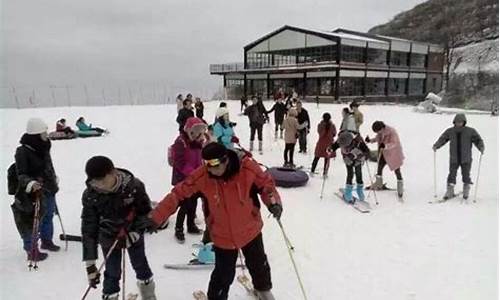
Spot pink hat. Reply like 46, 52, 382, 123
184, 117, 207, 140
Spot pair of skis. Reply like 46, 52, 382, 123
334, 189, 372, 213
428, 192, 465, 204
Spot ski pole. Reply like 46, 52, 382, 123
276, 219, 307, 300
433, 151, 437, 198
28, 191, 42, 271
365, 162, 379, 205
122, 248, 126, 300
320, 157, 331, 200
473, 153, 483, 203
54, 200, 68, 251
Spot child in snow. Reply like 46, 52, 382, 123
81, 156, 160, 300
11, 118, 60, 262
149, 142, 282, 300
311, 113, 337, 175
56, 118, 75, 134
339, 107, 357, 134
282, 108, 307, 168
194, 97, 204, 120
76, 117, 106, 133
365, 121, 405, 197
244, 96, 267, 153
296, 101, 310, 153
176, 98, 195, 132
171, 117, 207, 242
213, 107, 239, 149
266, 97, 287, 139
432, 113, 484, 200
329, 131, 370, 203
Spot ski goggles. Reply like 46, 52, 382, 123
204, 156, 228, 167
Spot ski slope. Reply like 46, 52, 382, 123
0, 101, 498, 300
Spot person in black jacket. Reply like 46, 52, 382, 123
244, 96, 267, 153
194, 97, 204, 120
81, 156, 161, 300
176, 98, 194, 131
267, 97, 287, 139
11, 118, 60, 262
296, 101, 310, 153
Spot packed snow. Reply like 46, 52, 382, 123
0, 100, 498, 300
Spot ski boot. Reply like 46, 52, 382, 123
187, 225, 203, 235
370, 175, 384, 190
443, 183, 455, 200
197, 243, 215, 264
255, 290, 276, 300
102, 293, 119, 300
137, 278, 157, 300
249, 140, 254, 152
174, 228, 185, 243
397, 180, 404, 198
343, 184, 354, 204
463, 183, 471, 199
41, 239, 61, 252
356, 184, 365, 202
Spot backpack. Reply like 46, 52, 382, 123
7, 163, 18, 195
167, 136, 187, 167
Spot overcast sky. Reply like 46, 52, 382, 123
2, 0, 427, 98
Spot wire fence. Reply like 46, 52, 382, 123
0, 84, 219, 109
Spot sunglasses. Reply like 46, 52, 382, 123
204, 156, 228, 168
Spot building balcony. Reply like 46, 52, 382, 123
209, 63, 245, 74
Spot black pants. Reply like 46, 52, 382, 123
250, 125, 263, 141
207, 234, 272, 300
346, 164, 363, 185
298, 129, 307, 152
284, 143, 296, 164
102, 236, 153, 295
274, 122, 283, 132
175, 195, 198, 231
377, 155, 403, 180
311, 157, 329, 174
447, 162, 472, 184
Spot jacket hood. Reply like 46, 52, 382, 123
453, 113, 467, 125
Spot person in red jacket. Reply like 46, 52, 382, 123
150, 142, 282, 300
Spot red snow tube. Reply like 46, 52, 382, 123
266, 167, 309, 188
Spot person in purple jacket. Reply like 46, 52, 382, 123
171, 117, 207, 243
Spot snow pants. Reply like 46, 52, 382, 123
377, 155, 403, 180
447, 162, 472, 184
101, 235, 153, 295
298, 129, 308, 152
284, 143, 296, 165
175, 195, 198, 232
250, 124, 263, 141
207, 233, 272, 300
346, 164, 363, 185
17, 193, 55, 251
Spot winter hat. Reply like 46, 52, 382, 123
322, 112, 331, 122
453, 113, 467, 125
337, 131, 354, 148
372, 121, 385, 132
85, 156, 114, 180
349, 101, 360, 108
184, 117, 207, 140
26, 118, 48, 135
202, 142, 228, 166
288, 108, 298, 117
216, 107, 229, 118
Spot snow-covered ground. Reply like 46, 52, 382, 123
0, 100, 498, 300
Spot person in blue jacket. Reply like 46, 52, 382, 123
213, 107, 239, 149
76, 117, 107, 134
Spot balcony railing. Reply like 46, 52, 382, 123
210, 63, 244, 74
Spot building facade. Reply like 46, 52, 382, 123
210, 25, 445, 102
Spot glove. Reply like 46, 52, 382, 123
268, 203, 283, 220
379, 143, 385, 149
365, 135, 370, 143
86, 263, 100, 289
231, 136, 240, 144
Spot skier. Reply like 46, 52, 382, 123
213, 107, 239, 149
81, 156, 159, 300
194, 97, 204, 120
171, 117, 207, 242
329, 131, 370, 203
76, 117, 107, 134
432, 113, 484, 200
266, 97, 287, 139
176, 94, 184, 112
296, 101, 310, 153
244, 96, 267, 153
240, 95, 248, 113
149, 142, 282, 300
176, 98, 194, 132
365, 121, 405, 197
339, 107, 357, 134
11, 118, 60, 262
282, 108, 306, 168
311, 113, 337, 175
349, 101, 364, 132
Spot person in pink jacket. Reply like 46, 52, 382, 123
171, 117, 207, 242
365, 121, 405, 197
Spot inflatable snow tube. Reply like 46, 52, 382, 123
77, 130, 102, 138
48, 131, 77, 140
266, 167, 309, 188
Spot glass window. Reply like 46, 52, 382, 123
367, 49, 387, 65
366, 78, 386, 95
341, 45, 365, 63
320, 79, 334, 96
408, 79, 424, 95
390, 51, 408, 66
339, 77, 363, 96
306, 79, 318, 96
388, 78, 406, 95
410, 53, 426, 68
